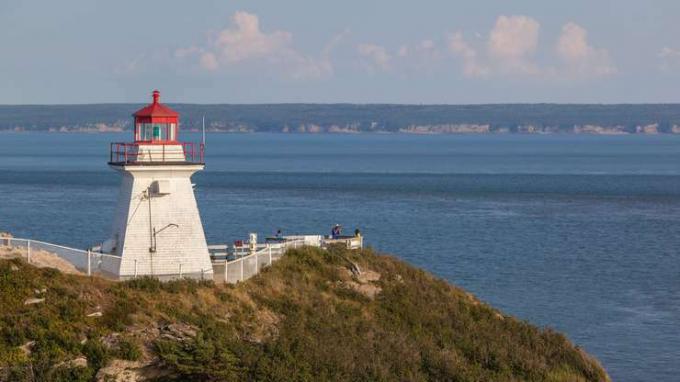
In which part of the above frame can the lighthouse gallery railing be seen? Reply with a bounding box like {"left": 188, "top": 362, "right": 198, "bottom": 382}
{"left": 109, "top": 142, "right": 204, "bottom": 164}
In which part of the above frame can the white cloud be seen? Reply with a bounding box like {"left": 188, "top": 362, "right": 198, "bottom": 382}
{"left": 448, "top": 32, "right": 488, "bottom": 77}
{"left": 357, "top": 43, "right": 391, "bottom": 71}
{"left": 213, "top": 11, "right": 291, "bottom": 63}
{"left": 449, "top": 15, "right": 615, "bottom": 79}
{"left": 178, "top": 11, "right": 333, "bottom": 79}
{"left": 369, "top": 39, "right": 442, "bottom": 73}
{"left": 487, "top": 15, "right": 540, "bottom": 75}
{"left": 488, "top": 15, "right": 539, "bottom": 60}
{"left": 556, "top": 22, "right": 616, "bottom": 77}
{"left": 199, "top": 52, "right": 219, "bottom": 71}
{"left": 658, "top": 47, "right": 680, "bottom": 71}
{"left": 449, "top": 15, "right": 541, "bottom": 77}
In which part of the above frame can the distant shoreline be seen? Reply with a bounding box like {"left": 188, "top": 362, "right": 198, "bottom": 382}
{"left": 1, "top": 128, "right": 678, "bottom": 135}
{"left": 3, "top": 103, "right": 680, "bottom": 134}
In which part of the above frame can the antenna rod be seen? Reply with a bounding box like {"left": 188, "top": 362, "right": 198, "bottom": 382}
{"left": 202, "top": 115, "right": 206, "bottom": 148}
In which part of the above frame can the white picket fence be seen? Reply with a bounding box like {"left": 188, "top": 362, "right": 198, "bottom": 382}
{"left": 0, "top": 236, "right": 121, "bottom": 278}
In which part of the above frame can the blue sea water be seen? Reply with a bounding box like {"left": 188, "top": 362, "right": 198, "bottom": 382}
{"left": 1, "top": 132, "right": 680, "bottom": 381}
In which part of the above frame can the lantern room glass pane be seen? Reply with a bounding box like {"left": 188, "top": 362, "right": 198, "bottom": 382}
{"left": 136, "top": 123, "right": 174, "bottom": 142}
{"left": 169, "top": 123, "right": 176, "bottom": 141}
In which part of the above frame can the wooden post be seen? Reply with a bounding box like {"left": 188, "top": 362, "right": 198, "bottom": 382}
{"left": 255, "top": 250, "right": 259, "bottom": 272}
{"left": 268, "top": 246, "right": 272, "bottom": 265}
{"left": 224, "top": 261, "right": 228, "bottom": 284}
{"left": 240, "top": 259, "right": 244, "bottom": 282}
{"left": 134, "top": 260, "right": 138, "bottom": 278}
{"left": 27, "top": 240, "right": 32, "bottom": 264}
{"left": 179, "top": 263, "right": 183, "bottom": 278}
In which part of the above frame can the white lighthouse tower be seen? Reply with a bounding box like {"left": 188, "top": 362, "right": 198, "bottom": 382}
{"left": 101, "top": 90, "right": 213, "bottom": 280}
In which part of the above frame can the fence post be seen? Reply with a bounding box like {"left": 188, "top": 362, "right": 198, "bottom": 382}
{"left": 224, "top": 261, "right": 228, "bottom": 284}
{"left": 27, "top": 240, "right": 32, "bottom": 263}
{"left": 87, "top": 250, "right": 92, "bottom": 276}
{"left": 255, "top": 250, "right": 259, "bottom": 272}
{"left": 268, "top": 245, "right": 272, "bottom": 265}
{"left": 179, "top": 263, "right": 183, "bottom": 278}
{"left": 134, "top": 260, "right": 138, "bottom": 279}
{"left": 240, "top": 259, "right": 244, "bottom": 282}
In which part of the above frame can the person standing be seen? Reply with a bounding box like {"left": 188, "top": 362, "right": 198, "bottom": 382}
{"left": 331, "top": 224, "right": 341, "bottom": 239}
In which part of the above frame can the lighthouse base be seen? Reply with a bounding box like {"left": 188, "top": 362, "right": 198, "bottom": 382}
{"left": 102, "top": 163, "right": 213, "bottom": 281}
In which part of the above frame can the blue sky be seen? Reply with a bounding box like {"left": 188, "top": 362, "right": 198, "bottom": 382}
{"left": 2, "top": 0, "right": 680, "bottom": 104}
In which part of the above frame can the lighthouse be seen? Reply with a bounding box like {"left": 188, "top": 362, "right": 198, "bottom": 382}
{"left": 101, "top": 90, "right": 213, "bottom": 280}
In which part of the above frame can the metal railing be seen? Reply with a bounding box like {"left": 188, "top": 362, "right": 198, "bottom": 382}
{"left": 1, "top": 237, "right": 121, "bottom": 279}
{"left": 212, "top": 238, "right": 306, "bottom": 284}
{"left": 109, "top": 142, "right": 204, "bottom": 164}
{"left": 1, "top": 234, "right": 362, "bottom": 284}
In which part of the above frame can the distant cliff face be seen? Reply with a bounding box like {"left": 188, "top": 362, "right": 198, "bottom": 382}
{"left": 2, "top": 103, "right": 680, "bottom": 135}
{"left": 0, "top": 246, "right": 609, "bottom": 381}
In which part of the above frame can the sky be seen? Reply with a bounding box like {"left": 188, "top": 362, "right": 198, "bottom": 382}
{"left": 2, "top": 0, "right": 680, "bottom": 104}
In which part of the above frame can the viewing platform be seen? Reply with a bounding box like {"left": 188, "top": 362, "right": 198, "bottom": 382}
{"left": 209, "top": 233, "right": 364, "bottom": 284}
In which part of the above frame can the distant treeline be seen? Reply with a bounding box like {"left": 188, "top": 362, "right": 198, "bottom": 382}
{"left": 2, "top": 103, "right": 680, "bottom": 133}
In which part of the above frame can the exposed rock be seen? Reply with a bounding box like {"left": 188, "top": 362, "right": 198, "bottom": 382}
{"left": 101, "top": 333, "right": 121, "bottom": 348}
{"left": 357, "top": 269, "right": 380, "bottom": 283}
{"left": 95, "top": 359, "right": 152, "bottom": 382}
{"left": 636, "top": 123, "right": 659, "bottom": 134}
{"left": 55, "top": 356, "right": 88, "bottom": 369}
{"left": 19, "top": 341, "right": 35, "bottom": 356}
{"left": 159, "top": 323, "right": 197, "bottom": 342}
{"left": 340, "top": 267, "right": 382, "bottom": 299}
{"left": 0, "top": 245, "right": 83, "bottom": 275}
{"left": 347, "top": 281, "right": 381, "bottom": 299}
{"left": 23, "top": 297, "right": 45, "bottom": 305}
{"left": 70, "top": 356, "right": 88, "bottom": 368}
{"left": 242, "top": 308, "right": 280, "bottom": 343}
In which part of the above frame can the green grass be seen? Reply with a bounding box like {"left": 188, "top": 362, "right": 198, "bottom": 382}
{"left": 0, "top": 247, "right": 609, "bottom": 381}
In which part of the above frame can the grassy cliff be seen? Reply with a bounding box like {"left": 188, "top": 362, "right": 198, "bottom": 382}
{"left": 0, "top": 245, "right": 609, "bottom": 381}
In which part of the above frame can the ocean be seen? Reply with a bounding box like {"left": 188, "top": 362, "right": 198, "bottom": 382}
{"left": 1, "top": 132, "right": 679, "bottom": 381}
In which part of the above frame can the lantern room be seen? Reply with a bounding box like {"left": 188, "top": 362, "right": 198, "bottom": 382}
{"left": 132, "top": 90, "right": 179, "bottom": 143}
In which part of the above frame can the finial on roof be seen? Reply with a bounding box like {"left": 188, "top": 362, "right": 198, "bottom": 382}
{"left": 152, "top": 90, "right": 160, "bottom": 104}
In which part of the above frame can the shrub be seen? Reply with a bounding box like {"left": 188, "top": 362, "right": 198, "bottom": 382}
{"left": 116, "top": 338, "right": 142, "bottom": 361}
{"left": 82, "top": 339, "right": 110, "bottom": 370}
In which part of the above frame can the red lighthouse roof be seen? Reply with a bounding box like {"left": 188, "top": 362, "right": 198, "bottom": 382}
{"left": 133, "top": 90, "right": 179, "bottom": 120}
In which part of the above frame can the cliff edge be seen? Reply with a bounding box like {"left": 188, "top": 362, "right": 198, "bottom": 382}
{"left": 0, "top": 245, "right": 609, "bottom": 381}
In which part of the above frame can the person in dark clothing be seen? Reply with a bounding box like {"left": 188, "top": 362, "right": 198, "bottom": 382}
{"left": 275, "top": 229, "right": 283, "bottom": 239}
{"left": 331, "top": 224, "right": 341, "bottom": 239}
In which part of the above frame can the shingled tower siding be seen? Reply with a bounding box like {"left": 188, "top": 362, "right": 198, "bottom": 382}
{"left": 102, "top": 91, "right": 212, "bottom": 280}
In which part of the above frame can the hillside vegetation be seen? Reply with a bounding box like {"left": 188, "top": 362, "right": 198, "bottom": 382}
{"left": 0, "top": 245, "right": 609, "bottom": 381}
{"left": 1, "top": 103, "right": 680, "bottom": 133}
